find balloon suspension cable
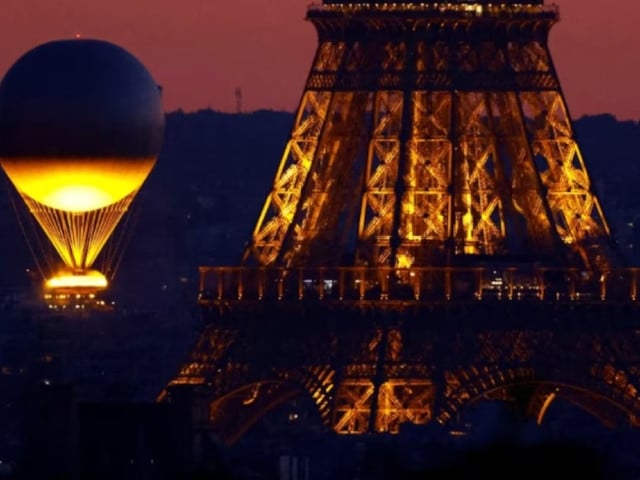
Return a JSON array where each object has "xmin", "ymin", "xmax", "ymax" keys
[
  {"xmin": 100, "ymin": 191, "xmax": 142, "ymax": 283},
  {"xmin": 4, "ymin": 178, "xmax": 52, "ymax": 280},
  {"xmin": 17, "ymin": 190, "xmax": 135, "ymax": 275}
]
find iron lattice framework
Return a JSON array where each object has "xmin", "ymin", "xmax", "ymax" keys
[
  {"xmin": 163, "ymin": 2, "xmax": 638, "ymax": 445},
  {"xmin": 245, "ymin": 1, "xmax": 616, "ymax": 271}
]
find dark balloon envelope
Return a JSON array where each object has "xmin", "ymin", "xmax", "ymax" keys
[
  {"xmin": 0, "ymin": 38, "xmax": 164, "ymax": 158},
  {"xmin": 0, "ymin": 39, "xmax": 165, "ymax": 295}
]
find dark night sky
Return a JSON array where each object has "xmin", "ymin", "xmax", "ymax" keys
[{"xmin": 1, "ymin": 0, "xmax": 639, "ymax": 119}]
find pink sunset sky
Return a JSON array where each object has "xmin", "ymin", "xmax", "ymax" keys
[{"xmin": 1, "ymin": 0, "xmax": 639, "ymax": 120}]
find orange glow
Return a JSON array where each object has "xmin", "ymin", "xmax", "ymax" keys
[
  {"xmin": 45, "ymin": 269, "xmax": 108, "ymax": 291},
  {"xmin": 0, "ymin": 155, "xmax": 157, "ymax": 272},
  {"xmin": 22, "ymin": 190, "xmax": 134, "ymax": 269},
  {"xmin": 1, "ymin": 156, "xmax": 155, "ymax": 212},
  {"xmin": 395, "ymin": 253, "xmax": 414, "ymax": 269}
]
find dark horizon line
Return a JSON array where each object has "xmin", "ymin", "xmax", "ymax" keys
[{"xmin": 163, "ymin": 107, "xmax": 639, "ymax": 122}]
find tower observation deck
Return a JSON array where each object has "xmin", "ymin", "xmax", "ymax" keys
[
  {"xmin": 321, "ymin": 0, "xmax": 545, "ymax": 3},
  {"xmin": 316, "ymin": 0, "xmax": 550, "ymax": 15},
  {"xmin": 163, "ymin": 0, "xmax": 640, "ymax": 448}
]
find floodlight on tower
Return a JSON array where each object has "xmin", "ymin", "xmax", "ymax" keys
[{"xmin": 0, "ymin": 39, "xmax": 165, "ymax": 306}]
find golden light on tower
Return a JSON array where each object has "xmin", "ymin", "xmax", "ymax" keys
[{"xmin": 0, "ymin": 39, "xmax": 165, "ymax": 304}]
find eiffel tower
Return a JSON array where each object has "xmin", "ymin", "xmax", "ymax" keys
[{"xmin": 162, "ymin": 0, "xmax": 640, "ymax": 446}]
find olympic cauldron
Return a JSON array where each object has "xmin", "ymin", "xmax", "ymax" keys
[{"xmin": 0, "ymin": 39, "xmax": 164, "ymax": 304}]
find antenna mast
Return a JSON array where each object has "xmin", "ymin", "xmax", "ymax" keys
[{"xmin": 235, "ymin": 87, "xmax": 242, "ymax": 114}]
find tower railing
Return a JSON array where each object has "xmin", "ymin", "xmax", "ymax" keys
[
  {"xmin": 198, "ymin": 266, "xmax": 640, "ymax": 304},
  {"xmin": 308, "ymin": 2, "xmax": 559, "ymax": 17}
]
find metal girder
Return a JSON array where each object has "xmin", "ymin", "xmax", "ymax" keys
[
  {"xmin": 247, "ymin": 90, "xmax": 331, "ymax": 265},
  {"xmin": 358, "ymin": 90, "xmax": 403, "ymax": 265},
  {"xmin": 333, "ymin": 379, "xmax": 375, "ymax": 434},
  {"xmin": 521, "ymin": 89, "xmax": 611, "ymax": 267}
]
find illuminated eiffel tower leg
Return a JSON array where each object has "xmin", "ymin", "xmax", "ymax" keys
[
  {"xmin": 246, "ymin": 2, "xmax": 615, "ymax": 270},
  {"xmin": 164, "ymin": 2, "xmax": 635, "ymax": 446}
]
